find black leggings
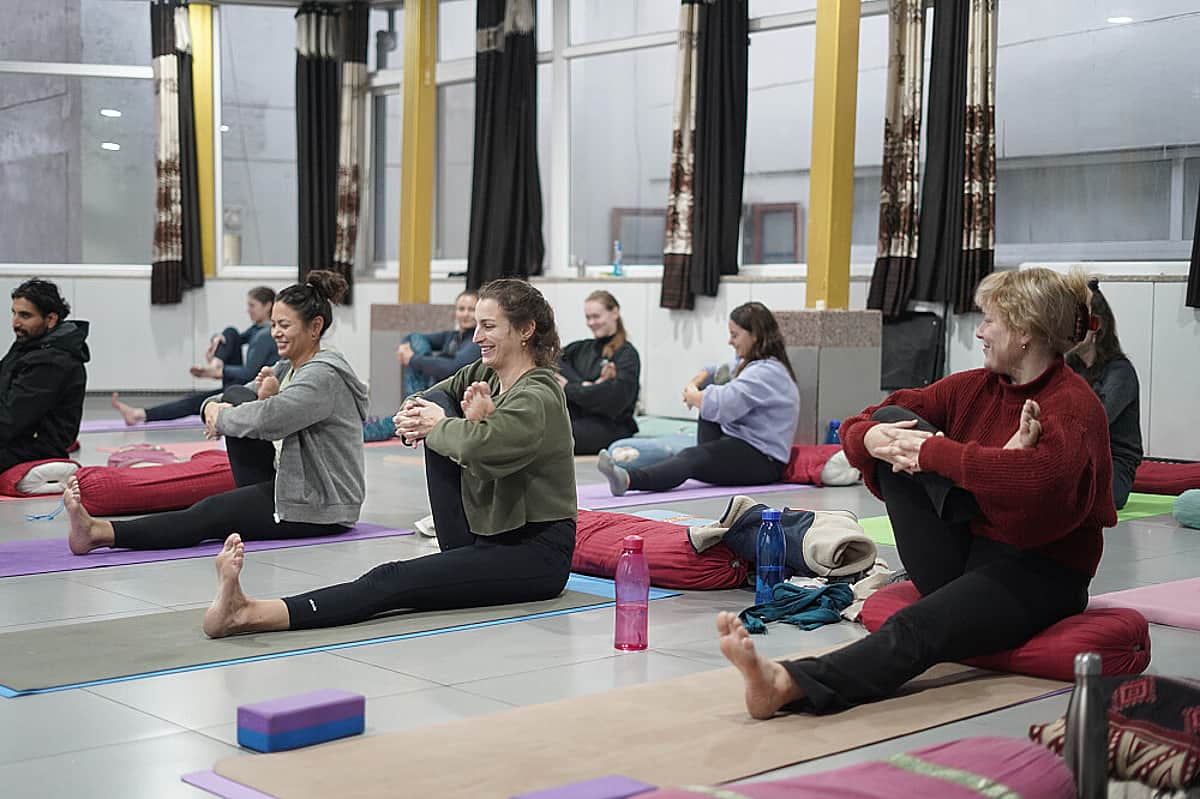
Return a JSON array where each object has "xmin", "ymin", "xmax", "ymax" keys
[
  {"xmin": 779, "ymin": 407, "xmax": 1091, "ymax": 714},
  {"xmin": 111, "ymin": 387, "xmax": 349, "ymax": 550},
  {"xmin": 282, "ymin": 390, "xmax": 576, "ymax": 630},
  {"xmin": 145, "ymin": 327, "xmax": 243, "ymax": 422},
  {"xmin": 624, "ymin": 419, "xmax": 784, "ymax": 491},
  {"xmin": 569, "ymin": 409, "xmax": 635, "ymax": 456}
]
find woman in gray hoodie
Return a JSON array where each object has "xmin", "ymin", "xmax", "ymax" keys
[{"xmin": 64, "ymin": 271, "xmax": 368, "ymax": 554}]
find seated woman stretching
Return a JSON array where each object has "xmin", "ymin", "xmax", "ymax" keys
[
  {"xmin": 597, "ymin": 301, "xmax": 798, "ymax": 495},
  {"xmin": 65, "ymin": 271, "xmax": 367, "ymax": 554},
  {"xmin": 716, "ymin": 267, "xmax": 1116, "ymax": 717},
  {"xmin": 112, "ymin": 286, "xmax": 279, "ymax": 424},
  {"xmin": 396, "ymin": 289, "xmax": 480, "ymax": 398},
  {"xmin": 557, "ymin": 290, "xmax": 641, "ymax": 454},
  {"xmin": 1067, "ymin": 278, "xmax": 1143, "ymax": 509},
  {"xmin": 199, "ymin": 278, "xmax": 577, "ymax": 638}
]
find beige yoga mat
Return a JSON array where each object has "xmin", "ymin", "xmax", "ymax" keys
[
  {"xmin": 214, "ymin": 658, "xmax": 1064, "ymax": 798},
  {"xmin": 0, "ymin": 590, "xmax": 609, "ymax": 695}
]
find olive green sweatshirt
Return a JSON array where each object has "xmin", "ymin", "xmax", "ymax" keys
[{"xmin": 424, "ymin": 361, "xmax": 578, "ymax": 535}]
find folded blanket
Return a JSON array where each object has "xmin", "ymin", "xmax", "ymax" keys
[{"xmin": 688, "ymin": 496, "xmax": 876, "ymax": 579}]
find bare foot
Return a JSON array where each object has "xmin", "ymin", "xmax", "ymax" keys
[
  {"xmin": 110, "ymin": 392, "xmax": 146, "ymax": 426},
  {"xmin": 65, "ymin": 477, "xmax": 112, "ymax": 554},
  {"xmin": 717, "ymin": 611, "xmax": 804, "ymax": 719},
  {"xmin": 203, "ymin": 534, "xmax": 249, "ymax": 639}
]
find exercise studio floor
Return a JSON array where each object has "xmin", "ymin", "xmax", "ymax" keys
[{"xmin": 1, "ymin": 396, "xmax": 1197, "ymax": 798}]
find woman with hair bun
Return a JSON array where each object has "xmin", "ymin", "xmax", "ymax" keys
[
  {"xmin": 196, "ymin": 278, "xmax": 577, "ymax": 638},
  {"xmin": 717, "ymin": 267, "xmax": 1117, "ymax": 718},
  {"xmin": 65, "ymin": 270, "xmax": 369, "ymax": 554}
]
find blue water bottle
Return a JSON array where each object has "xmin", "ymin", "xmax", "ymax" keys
[
  {"xmin": 755, "ymin": 508, "xmax": 786, "ymax": 604},
  {"xmin": 611, "ymin": 239, "xmax": 624, "ymax": 277}
]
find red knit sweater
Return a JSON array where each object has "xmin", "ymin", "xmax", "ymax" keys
[{"xmin": 841, "ymin": 358, "xmax": 1116, "ymax": 576}]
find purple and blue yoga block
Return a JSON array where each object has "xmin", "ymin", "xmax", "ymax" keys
[
  {"xmin": 236, "ymin": 689, "xmax": 365, "ymax": 753},
  {"xmin": 510, "ymin": 775, "xmax": 657, "ymax": 799}
]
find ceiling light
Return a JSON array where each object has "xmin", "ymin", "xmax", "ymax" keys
[
  {"xmin": 100, "ymin": 141, "xmax": 121, "ymax": 151},
  {"xmin": 99, "ymin": 108, "xmax": 122, "ymax": 118},
  {"xmin": 1107, "ymin": 16, "xmax": 1133, "ymax": 24},
  {"xmin": 220, "ymin": 124, "xmax": 230, "ymax": 132}
]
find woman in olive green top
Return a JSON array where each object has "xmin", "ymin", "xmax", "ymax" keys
[{"xmin": 202, "ymin": 279, "xmax": 576, "ymax": 637}]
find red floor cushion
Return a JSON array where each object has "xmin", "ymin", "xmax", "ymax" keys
[
  {"xmin": 573, "ymin": 509, "xmax": 748, "ymax": 590},
  {"xmin": 0, "ymin": 459, "xmax": 81, "ymax": 497},
  {"xmin": 782, "ymin": 444, "xmax": 844, "ymax": 485},
  {"xmin": 861, "ymin": 581, "xmax": 1151, "ymax": 681},
  {"xmin": 75, "ymin": 450, "xmax": 236, "ymax": 516},
  {"xmin": 1133, "ymin": 460, "xmax": 1200, "ymax": 495}
]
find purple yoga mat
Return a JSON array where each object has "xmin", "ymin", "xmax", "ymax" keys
[
  {"xmin": 78, "ymin": 415, "xmax": 203, "ymax": 434},
  {"xmin": 182, "ymin": 770, "xmax": 274, "ymax": 799},
  {"xmin": 576, "ymin": 479, "xmax": 807, "ymax": 510},
  {"xmin": 0, "ymin": 522, "xmax": 412, "ymax": 578}
]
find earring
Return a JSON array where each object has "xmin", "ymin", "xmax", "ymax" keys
[{"xmin": 1021, "ymin": 343, "xmax": 1028, "ymax": 350}]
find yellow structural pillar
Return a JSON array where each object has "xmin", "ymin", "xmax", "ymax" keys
[
  {"xmin": 189, "ymin": 3, "xmax": 216, "ymax": 278},
  {"xmin": 805, "ymin": 0, "xmax": 860, "ymax": 310},
  {"xmin": 398, "ymin": 0, "xmax": 437, "ymax": 304}
]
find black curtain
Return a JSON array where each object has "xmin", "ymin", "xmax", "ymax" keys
[
  {"xmin": 296, "ymin": 3, "xmax": 341, "ymax": 283},
  {"xmin": 1189, "ymin": 188, "xmax": 1200, "ymax": 308},
  {"xmin": 912, "ymin": 0, "xmax": 968, "ymax": 305},
  {"xmin": 689, "ymin": 0, "xmax": 748, "ymax": 300},
  {"xmin": 466, "ymin": 0, "xmax": 545, "ymax": 291},
  {"xmin": 150, "ymin": 0, "xmax": 203, "ymax": 305}
]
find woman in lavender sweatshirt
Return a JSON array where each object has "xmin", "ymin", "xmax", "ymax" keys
[{"xmin": 597, "ymin": 302, "xmax": 799, "ymax": 495}]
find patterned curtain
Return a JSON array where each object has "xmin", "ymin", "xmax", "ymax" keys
[
  {"xmin": 296, "ymin": 3, "xmax": 341, "ymax": 285},
  {"xmin": 957, "ymin": 0, "xmax": 997, "ymax": 314},
  {"xmin": 661, "ymin": 2, "xmax": 703, "ymax": 311},
  {"xmin": 150, "ymin": 0, "xmax": 203, "ymax": 305},
  {"xmin": 866, "ymin": 0, "xmax": 926, "ymax": 320},
  {"xmin": 466, "ymin": 0, "xmax": 545, "ymax": 290},
  {"xmin": 332, "ymin": 1, "xmax": 370, "ymax": 302}
]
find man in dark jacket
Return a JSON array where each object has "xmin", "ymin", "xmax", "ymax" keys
[{"xmin": 0, "ymin": 279, "xmax": 90, "ymax": 472}]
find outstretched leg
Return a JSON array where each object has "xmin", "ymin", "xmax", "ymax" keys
[
  {"xmin": 65, "ymin": 477, "xmax": 115, "ymax": 554},
  {"xmin": 202, "ymin": 534, "xmax": 290, "ymax": 638},
  {"xmin": 716, "ymin": 611, "xmax": 804, "ymax": 719},
  {"xmin": 110, "ymin": 392, "xmax": 147, "ymax": 426}
]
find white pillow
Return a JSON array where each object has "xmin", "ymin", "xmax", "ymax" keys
[
  {"xmin": 819, "ymin": 450, "xmax": 862, "ymax": 487},
  {"xmin": 15, "ymin": 461, "xmax": 81, "ymax": 494}
]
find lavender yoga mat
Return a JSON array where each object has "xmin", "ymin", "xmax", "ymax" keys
[
  {"xmin": 0, "ymin": 522, "xmax": 411, "ymax": 578},
  {"xmin": 1089, "ymin": 578, "xmax": 1200, "ymax": 630},
  {"xmin": 183, "ymin": 771, "xmax": 274, "ymax": 799},
  {"xmin": 577, "ymin": 479, "xmax": 806, "ymax": 510},
  {"xmin": 77, "ymin": 415, "xmax": 203, "ymax": 434}
]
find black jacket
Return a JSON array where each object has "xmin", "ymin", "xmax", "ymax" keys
[
  {"xmin": 559, "ymin": 336, "xmax": 641, "ymax": 427},
  {"xmin": 0, "ymin": 320, "xmax": 90, "ymax": 471}
]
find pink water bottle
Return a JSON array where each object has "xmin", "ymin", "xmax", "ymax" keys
[{"xmin": 614, "ymin": 535, "xmax": 650, "ymax": 651}]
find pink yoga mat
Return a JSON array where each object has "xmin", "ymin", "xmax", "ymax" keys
[
  {"xmin": 1089, "ymin": 578, "xmax": 1200, "ymax": 630},
  {"xmin": 0, "ymin": 522, "xmax": 412, "ymax": 579},
  {"xmin": 96, "ymin": 440, "xmax": 224, "ymax": 458},
  {"xmin": 78, "ymin": 416, "xmax": 204, "ymax": 434},
  {"xmin": 576, "ymin": 479, "xmax": 808, "ymax": 510}
]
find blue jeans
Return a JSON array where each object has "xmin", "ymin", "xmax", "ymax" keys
[
  {"xmin": 401, "ymin": 333, "xmax": 435, "ymax": 399},
  {"xmin": 607, "ymin": 433, "xmax": 697, "ymax": 469}
]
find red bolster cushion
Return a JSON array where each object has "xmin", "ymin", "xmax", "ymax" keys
[
  {"xmin": 782, "ymin": 444, "xmax": 844, "ymax": 485},
  {"xmin": 75, "ymin": 450, "xmax": 236, "ymax": 516},
  {"xmin": 861, "ymin": 581, "xmax": 1151, "ymax": 681},
  {"xmin": 572, "ymin": 509, "xmax": 748, "ymax": 590},
  {"xmin": 0, "ymin": 459, "xmax": 81, "ymax": 497},
  {"xmin": 1132, "ymin": 460, "xmax": 1200, "ymax": 495}
]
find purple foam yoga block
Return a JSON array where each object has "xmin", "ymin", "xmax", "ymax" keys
[
  {"xmin": 236, "ymin": 689, "xmax": 365, "ymax": 736},
  {"xmin": 510, "ymin": 775, "xmax": 657, "ymax": 799}
]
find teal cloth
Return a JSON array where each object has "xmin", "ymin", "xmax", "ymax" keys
[{"xmin": 739, "ymin": 582, "xmax": 855, "ymax": 634}]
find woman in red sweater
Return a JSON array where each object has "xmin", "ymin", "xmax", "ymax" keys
[{"xmin": 717, "ymin": 267, "xmax": 1116, "ymax": 716}]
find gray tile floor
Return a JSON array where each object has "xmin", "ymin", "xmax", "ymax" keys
[{"xmin": 1, "ymin": 395, "xmax": 1197, "ymax": 797}]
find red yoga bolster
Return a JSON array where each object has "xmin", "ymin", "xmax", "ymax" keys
[{"xmin": 859, "ymin": 580, "xmax": 1150, "ymax": 681}]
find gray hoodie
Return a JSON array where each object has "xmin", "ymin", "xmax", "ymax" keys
[{"xmin": 207, "ymin": 350, "xmax": 368, "ymax": 526}]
